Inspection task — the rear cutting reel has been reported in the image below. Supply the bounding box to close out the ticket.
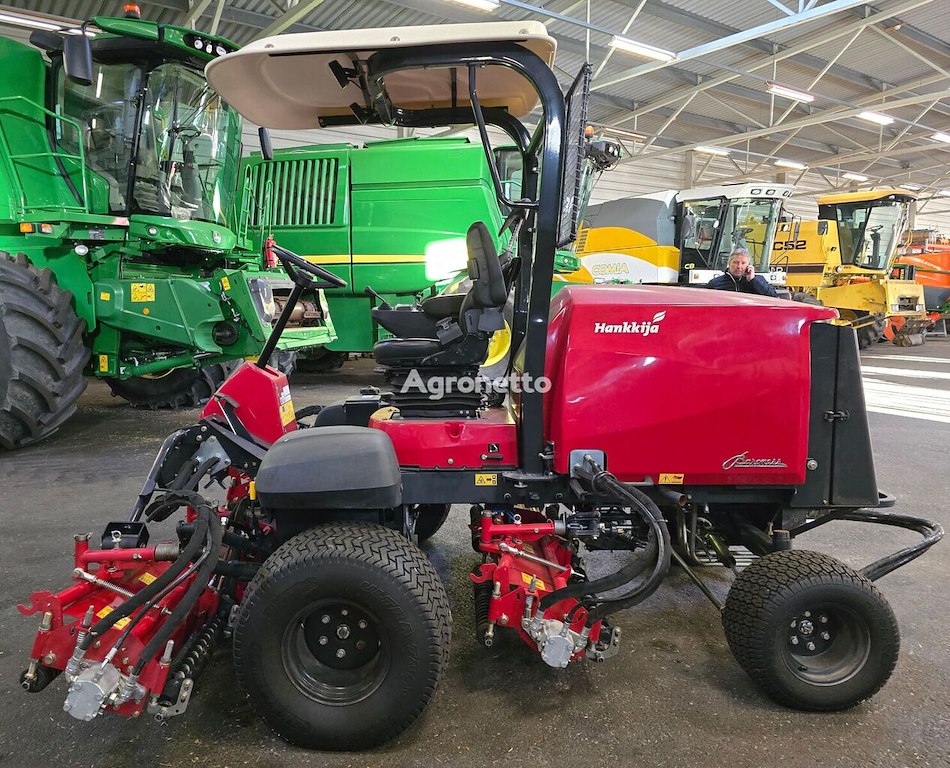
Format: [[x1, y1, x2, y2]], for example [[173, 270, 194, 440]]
[[470, 455, 672, 668]]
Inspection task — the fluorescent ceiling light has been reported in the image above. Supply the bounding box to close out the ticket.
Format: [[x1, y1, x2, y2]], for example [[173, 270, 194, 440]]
[[842, 172, 869, 182], [0, 12, 63, 31], [774, 159, 808, 170], [693, 145, 731, 156], [857, 111, 894, 126], [900, 183, 922, 191], [609, 35, 676, 63], [766, 81, 815, 103], [931, 132, 950, 144], [443, 0, 499, 11], [601, 126, 647, 141]]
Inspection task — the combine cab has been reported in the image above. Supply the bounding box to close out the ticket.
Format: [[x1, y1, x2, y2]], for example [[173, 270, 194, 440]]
[[0, 11, 334, 449], [572, 183, 793, 287], [774, 190, 928, 347]]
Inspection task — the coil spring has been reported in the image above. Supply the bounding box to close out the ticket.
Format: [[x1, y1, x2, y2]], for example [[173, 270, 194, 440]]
[[159, 613, 224, 704], [473, 580, 493, 646]]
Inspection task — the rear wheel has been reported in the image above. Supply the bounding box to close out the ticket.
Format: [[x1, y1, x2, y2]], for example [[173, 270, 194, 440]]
[[0, 254, 88, 450], [722, 550, 898, 711], [411, 504, 451, 543], [233, 522, 451, 750]]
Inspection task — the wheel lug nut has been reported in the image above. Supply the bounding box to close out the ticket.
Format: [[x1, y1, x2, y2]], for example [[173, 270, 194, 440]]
[[803, 611, 811, 618], [336, 648, 346, 658], [321, 615, 330, 624], [341, 609, 349, 617], [318, 636, 328, 646], [790, 636, 799, 645], [358, 620, 368, 630], [819, 615, 828, 624], [356, 640, 366, 651], [821, 632, 830, 640], [806, 641, 816, 651]]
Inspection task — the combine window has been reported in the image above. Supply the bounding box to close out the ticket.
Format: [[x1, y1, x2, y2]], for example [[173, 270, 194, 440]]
[[828, 199, 905, 270], [58, 61, 141, 214]]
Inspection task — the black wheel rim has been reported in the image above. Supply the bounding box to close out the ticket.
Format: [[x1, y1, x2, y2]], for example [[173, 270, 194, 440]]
[[782, 604, 871, 686], [282, 599, 389, 706]]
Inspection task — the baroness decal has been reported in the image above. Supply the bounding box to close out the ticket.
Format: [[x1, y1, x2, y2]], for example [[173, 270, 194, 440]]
[[722, 451, 788, 470]]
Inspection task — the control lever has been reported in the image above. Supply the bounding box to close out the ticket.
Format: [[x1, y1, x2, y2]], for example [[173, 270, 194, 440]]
[[364, 285, 391, 310]]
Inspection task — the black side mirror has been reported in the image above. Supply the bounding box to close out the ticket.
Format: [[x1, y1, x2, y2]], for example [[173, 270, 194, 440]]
[[63, 34, 94, 86], [259, 127, 273, 161]]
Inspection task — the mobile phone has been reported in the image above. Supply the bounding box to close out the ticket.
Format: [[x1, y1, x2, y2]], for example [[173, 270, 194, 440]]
[[744, 266, 753, 278]]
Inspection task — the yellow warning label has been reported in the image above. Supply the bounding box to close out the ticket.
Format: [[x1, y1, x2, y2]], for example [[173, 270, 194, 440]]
[[130, 283, 155, 302], [221, 276, 231, 291], [475, 473, 498, 486], [99, 291, 110, 301], [96, 604, 130, 630], [659, 473, 685, 484], [138, 572, 157, 585], [279, 400, 296, 426], [248, 481, 257, 501], [98, 354, 109, 373], [521, 572, 546, 591]]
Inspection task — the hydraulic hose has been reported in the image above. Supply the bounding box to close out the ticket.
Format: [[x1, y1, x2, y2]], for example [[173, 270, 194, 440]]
[[132, 501, 223, 676], [80, 491, 212, 650], [539, 467, 671, 626]]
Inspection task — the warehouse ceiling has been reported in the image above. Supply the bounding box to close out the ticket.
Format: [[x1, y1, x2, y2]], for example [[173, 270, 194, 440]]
[[3, 0, 949, 198]]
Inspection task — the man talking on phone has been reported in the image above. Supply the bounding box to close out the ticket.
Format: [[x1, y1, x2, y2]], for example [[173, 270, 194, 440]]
[[707, 247, 778, 297]]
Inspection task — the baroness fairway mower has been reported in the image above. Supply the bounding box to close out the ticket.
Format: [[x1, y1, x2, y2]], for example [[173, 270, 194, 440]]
[[19, 22, 942, 751]]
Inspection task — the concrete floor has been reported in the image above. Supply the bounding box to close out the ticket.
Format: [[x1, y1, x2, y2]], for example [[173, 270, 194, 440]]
[[1, 340, 948, 767]]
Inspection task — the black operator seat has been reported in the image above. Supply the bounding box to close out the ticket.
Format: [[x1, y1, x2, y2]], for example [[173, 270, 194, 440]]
[[373, 221, 507, 368]]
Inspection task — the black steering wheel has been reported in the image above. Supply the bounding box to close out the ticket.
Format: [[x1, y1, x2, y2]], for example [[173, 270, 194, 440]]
[[271, 244, 347, 289]]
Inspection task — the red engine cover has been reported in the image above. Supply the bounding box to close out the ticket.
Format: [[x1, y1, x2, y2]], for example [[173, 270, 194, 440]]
[[539, 285, 836, 485], [201, 361, 296, 445]]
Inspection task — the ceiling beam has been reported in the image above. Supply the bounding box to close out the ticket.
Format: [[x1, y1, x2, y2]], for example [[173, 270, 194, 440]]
[[592, 0, 882, 92], [253, 0, 327, 39], [612, 0, 935, 121], [631, 89, 950, 163], [619, 0, 886, 91]]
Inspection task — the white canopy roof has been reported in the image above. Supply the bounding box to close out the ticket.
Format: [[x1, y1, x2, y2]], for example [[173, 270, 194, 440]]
[[205, 21, 556, 129]]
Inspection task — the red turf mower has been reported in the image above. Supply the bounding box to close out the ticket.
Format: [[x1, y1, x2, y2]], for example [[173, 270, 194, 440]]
[[19, 22, 942, 751]]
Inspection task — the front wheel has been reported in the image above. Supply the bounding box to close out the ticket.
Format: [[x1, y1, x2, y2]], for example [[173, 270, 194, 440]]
[[233, 522, 452, 750], [722, 550, 899, 711]]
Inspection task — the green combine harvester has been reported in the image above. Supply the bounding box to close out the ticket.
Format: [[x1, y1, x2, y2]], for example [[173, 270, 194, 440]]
[[239, 137, 620, 371], [0, 11, 335, 450]]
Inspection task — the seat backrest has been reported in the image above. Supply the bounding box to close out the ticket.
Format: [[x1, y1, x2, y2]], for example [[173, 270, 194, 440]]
[[465, 222, 507, 310]]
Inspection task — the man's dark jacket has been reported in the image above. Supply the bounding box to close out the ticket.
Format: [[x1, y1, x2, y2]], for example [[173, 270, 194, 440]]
[[707, 272, 778, 298]]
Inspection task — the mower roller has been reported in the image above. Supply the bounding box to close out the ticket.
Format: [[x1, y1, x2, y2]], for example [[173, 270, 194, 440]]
[[18, 22, 943, 751]]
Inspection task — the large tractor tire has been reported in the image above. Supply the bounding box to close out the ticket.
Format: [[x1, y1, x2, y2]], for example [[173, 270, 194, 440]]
[[107, 351, 297, 410], [295, 347, 348, 373], [0, 254, 88, 450], [722, 550, 899, 712], [856, 313, 887, 350], [106, 363, 234, 410], [233, 522, 452, 750]]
